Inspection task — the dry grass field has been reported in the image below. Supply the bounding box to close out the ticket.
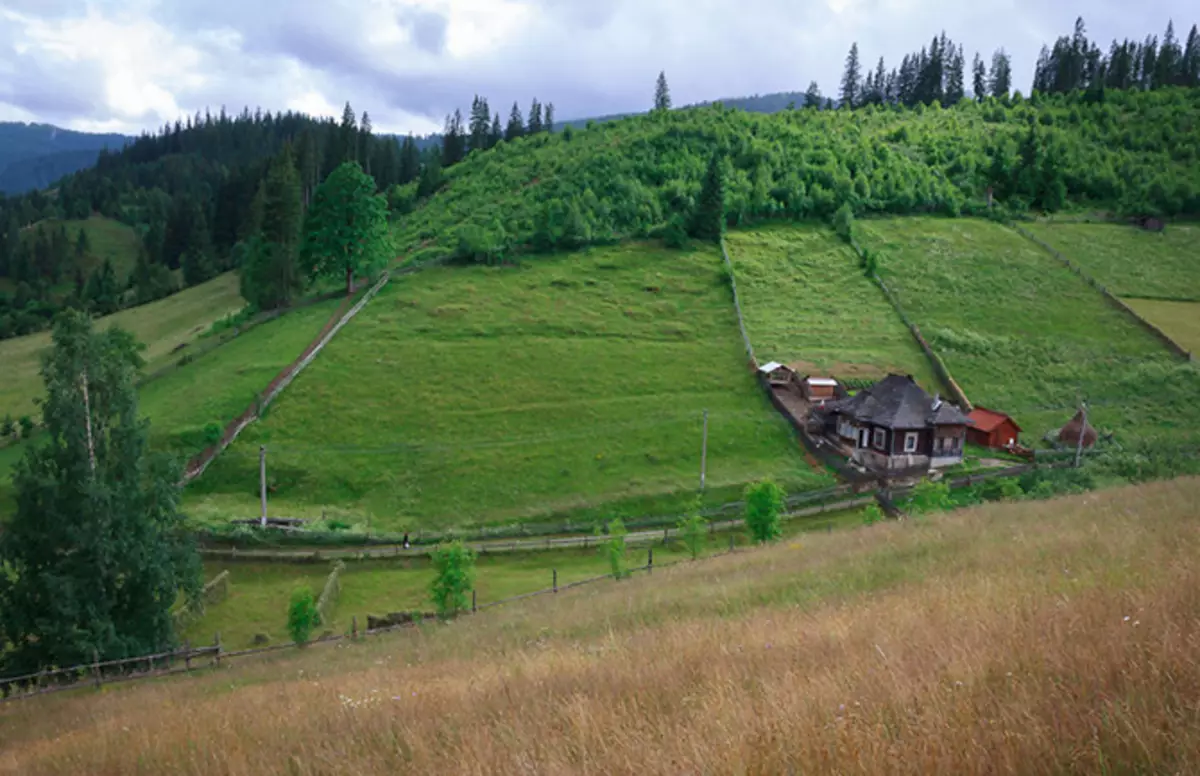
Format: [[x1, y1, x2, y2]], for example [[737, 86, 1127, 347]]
[[4, 477, 1200, 775]]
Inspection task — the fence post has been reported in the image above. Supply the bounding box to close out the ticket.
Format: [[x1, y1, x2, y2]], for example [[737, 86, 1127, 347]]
[[472, 589, 477, 613], [648, 548, 653, 574], [92, 649, 101, 689], [352, 616, 358, 641], [184, 640, 192, 672], [553, 569, 558, 593], [729, 533, 735, 552], [214, 632, 221, 669]]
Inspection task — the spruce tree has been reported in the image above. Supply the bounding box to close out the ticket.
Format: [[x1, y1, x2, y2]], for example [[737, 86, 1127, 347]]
[[528, 98, 543, 134], [689, 152, 725, 242], [359, 111, 373, 175], [945, 45, 966, 104], [543, 103, 555, 133], [989, 49, 1013, 98], [180, 202, 214, 286], [654, 71, 671, 111], [340, 102, 358, 163], [468, 95, 491, 152], [1184, 25, 1200, 87], [241, 146, 304, 310], [803, 80, 822, 108], [0, 311, 200, 674], [972, 52, 987, 99], [505, 102, 525, 141], [841, 43, 862, 108], [301, 161, 390, 294], [489, 113, 503, 147], [74, 228, 89, 262], [442, 110, 466, 166], [398, 135, 420, 183]]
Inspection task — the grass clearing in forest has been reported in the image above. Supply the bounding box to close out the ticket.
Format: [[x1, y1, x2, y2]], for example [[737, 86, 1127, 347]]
[[8, 478, 1200, 774], [858, 217, 1200, 443], [1023, 221, 1200, 301], [724, 224, 937, 388], [186, 242, 830, 532]]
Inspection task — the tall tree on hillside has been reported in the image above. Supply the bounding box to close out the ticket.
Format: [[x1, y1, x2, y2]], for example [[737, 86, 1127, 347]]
[[0, 311, 200, 675], [543, 102, 555, 133], [301, 161, 390, 295], [241, 146, 304, 310], [180, 201, 215, 286], [689, 152, 725, 242], [359, 111, 374, 175], [654, 71, 672, 111], [528, 98, 543, 133], [340, 102, 358, 164], [945, 44, 966, 103], [505, 102, 525, 141], [972, 52, 987, 99], [442, 109, 466, 165], [803, 80, 822, 108], [468, 95, 491, 152], [489, 112, 503, 147], [989, 49, 1013, 98], [841, 43, 862, 108], [398, 135, 420, 184], [295, 129, 321, 208], [1155, 20, 1182, 86]]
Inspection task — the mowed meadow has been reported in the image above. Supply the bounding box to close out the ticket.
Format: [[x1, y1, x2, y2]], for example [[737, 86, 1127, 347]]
[[725, 224, 937, 388], [857, 217, 1200, 443], [6, 478, 1200, 775], [188, 243, 829, 531]]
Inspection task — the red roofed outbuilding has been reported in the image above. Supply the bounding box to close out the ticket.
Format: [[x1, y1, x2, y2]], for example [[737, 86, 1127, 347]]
[[966, 407, 1022, 449]]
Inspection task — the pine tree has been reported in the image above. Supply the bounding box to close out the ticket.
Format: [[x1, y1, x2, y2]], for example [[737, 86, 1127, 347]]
[[505, 102, 525, 142], [340, 102, 358, 163], [841, 43, 862, 108], [945, 45, 966, 104], [301, 162, 390, 294], [241, 146, 304, 310], [442, 109, 466, 165], [0, 311, 200, 674], [180, 202, 214, 286], [489, 113, 503, 147], [359, 112, 373, 175], [654, 71, 671, 111], [871, 57, 887, 104], [803, 80, 822, 108], [528, 98, 543, 134], [1184, 25, 1200, 87], [972, 52, 987, 99], [295, 130, 320, 208], [468, 95, 491, 152], [398, 135, 420, 184], [543, 103, 555, 133], [989, 49, 1013, 98], [74, 228, 90, 262], [1156, 20, 1181, 87], [689, 152, 725, 242]]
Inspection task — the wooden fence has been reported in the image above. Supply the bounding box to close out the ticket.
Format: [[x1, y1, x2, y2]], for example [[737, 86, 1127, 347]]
[[719, 237, 757, 366], [1010, 224, 1193, 362]]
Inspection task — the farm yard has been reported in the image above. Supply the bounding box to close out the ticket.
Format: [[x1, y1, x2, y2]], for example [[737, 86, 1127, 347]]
[[856, 217, 1200, 444], [724, 224, 938, 389], [1022, 222, 1200, 301], [185, 242, 831, 533]]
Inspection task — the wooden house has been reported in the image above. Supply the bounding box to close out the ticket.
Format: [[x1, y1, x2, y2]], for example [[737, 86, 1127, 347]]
[[757, 361, 794, 387], [813, 374, 971, 472], [966, 407, 1022, 449], [800, 375, 839, 402]]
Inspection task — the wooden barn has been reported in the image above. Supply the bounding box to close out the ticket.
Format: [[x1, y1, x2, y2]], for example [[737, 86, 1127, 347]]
[[966, 407, 1022, 449], [800, 375, 839, 402], [757, 361, 794, 387]]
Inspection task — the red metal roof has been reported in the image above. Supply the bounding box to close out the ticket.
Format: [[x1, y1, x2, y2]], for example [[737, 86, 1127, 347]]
[[967, 407, 1022, 433]]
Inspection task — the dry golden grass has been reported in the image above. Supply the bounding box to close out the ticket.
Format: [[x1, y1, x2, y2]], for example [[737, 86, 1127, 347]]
[[4, 478, 1200, 775]]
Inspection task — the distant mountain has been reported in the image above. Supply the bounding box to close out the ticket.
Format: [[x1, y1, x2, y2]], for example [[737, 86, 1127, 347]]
[[0, 123, 130, 195]]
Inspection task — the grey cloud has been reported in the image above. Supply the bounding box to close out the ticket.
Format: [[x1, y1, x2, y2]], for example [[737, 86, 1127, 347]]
[[398, 8, 449, 55]]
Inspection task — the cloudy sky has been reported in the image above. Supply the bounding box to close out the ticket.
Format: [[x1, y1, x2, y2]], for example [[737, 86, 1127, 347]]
[[0, 0, 1192, 136]]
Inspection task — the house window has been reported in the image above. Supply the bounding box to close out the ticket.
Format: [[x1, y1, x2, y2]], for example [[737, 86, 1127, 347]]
[[873, 428, 886, 450], [904, 432, 918, 453]]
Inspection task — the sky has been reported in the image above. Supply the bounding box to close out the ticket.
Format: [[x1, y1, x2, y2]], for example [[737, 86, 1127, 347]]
[[0, 0, 1193, 136]]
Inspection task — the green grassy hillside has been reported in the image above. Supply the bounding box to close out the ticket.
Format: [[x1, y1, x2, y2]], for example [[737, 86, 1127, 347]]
[[724, 224, 937, 388], [1125, 299, 1200, 353], [858, 217, 1200, 443], [0, 271, 243, 419], [1022, 222, 1200, 301], [186, 242, 830, 531]]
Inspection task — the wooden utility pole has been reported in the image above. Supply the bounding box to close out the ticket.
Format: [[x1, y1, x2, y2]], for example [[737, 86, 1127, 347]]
[[259, 446, 268, 527], [1074, 401, 1089, 468], [700, 409, 709, 491]]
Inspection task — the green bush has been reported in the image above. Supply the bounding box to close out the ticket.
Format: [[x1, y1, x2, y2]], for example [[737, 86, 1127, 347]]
[[905, 480, 952, 514], [287, 586, 319, 645], [429, 540, 476, 617], [862, 503, 884, 525], [832, 203, 856, 245], [676, 500, 708, 559], [600, 518, 629, 579], [202, 421, 223, 446], [744, 479, 785, 543], [17, 415, 34, 438], [0, 415, 13, 439]]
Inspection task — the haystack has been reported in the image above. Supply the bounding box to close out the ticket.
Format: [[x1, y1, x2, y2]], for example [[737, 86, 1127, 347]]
[[1057, 409, 1098, 448]]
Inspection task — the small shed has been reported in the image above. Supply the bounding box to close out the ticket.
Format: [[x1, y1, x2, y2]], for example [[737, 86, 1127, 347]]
[[966, 407, 1022, 449], [757, 361, 794, 386], [800, 376, 839, 402], [1057, 409, 1098, 449]]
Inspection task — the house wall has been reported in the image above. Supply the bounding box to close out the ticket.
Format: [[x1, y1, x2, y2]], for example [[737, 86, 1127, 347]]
[[967, 420, 1019, 449]]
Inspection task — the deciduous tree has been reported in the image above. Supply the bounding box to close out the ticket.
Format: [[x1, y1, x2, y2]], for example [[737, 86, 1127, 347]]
[[301, 161, 390, 295]]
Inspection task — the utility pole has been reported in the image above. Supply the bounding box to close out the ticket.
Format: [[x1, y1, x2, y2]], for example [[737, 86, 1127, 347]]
[[1073, 401, 1088, 469], [259, 445, 267, 527], [700, 409, 709, 491]]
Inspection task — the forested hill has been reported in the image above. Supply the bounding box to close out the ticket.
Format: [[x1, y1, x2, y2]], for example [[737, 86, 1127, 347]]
[[393, 87, 1200, 265], [0, 123, 129, 195]]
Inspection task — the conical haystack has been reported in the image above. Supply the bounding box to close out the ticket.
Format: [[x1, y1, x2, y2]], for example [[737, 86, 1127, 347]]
[[1058, 408, 1098, 448]]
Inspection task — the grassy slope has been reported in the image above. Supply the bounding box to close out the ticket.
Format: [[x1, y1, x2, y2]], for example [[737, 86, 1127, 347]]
[[725, 223, 937, 388], [1023, 222, 1200, 300], [858, 217, 1200, 443], [186, 242, 830, 531], [0, 271, 243, 419], [8, 478, 1200, 774], [1125, 299, 1200, 353]]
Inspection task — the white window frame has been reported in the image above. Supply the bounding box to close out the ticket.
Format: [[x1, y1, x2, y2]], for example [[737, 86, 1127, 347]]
[[904, 432, 919, 453], [873, 428, 886, 450]]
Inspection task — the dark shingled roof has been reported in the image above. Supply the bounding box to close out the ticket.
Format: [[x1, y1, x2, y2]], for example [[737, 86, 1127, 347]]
[[825, 374, 970, 429]]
